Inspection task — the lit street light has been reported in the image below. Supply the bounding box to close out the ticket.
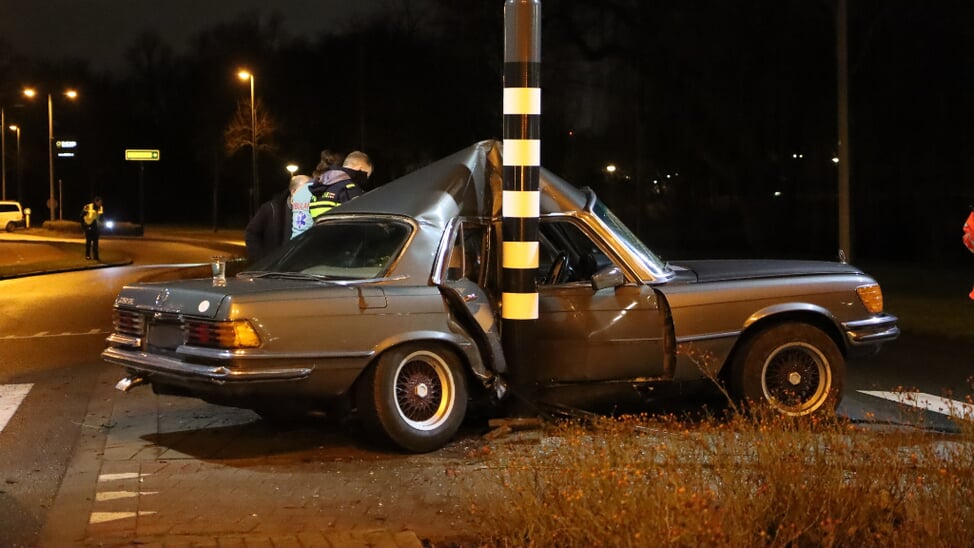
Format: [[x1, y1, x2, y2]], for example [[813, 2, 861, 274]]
[[8, 124, 21, 202], [237, 69, 259, 218], [286, 163, 298, 177], [23, 87, 78, 222]]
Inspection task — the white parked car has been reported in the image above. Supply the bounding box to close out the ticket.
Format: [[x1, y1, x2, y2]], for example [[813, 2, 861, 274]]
[[0, 201, 26, 232]]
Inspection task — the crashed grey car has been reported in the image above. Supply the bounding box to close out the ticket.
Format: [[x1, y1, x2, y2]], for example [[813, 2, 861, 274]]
[[103, 141, 899, 452]]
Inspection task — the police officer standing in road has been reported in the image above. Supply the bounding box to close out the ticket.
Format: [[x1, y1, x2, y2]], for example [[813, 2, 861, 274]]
[[81, 196, 104, 261]]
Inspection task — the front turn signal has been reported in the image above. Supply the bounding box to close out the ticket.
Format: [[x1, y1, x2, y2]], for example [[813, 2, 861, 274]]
[[856, 284, 884, 314]]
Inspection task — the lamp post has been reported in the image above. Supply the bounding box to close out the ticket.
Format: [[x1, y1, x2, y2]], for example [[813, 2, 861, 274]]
[[286, 163, 298, 178], [237, 69, 259, 218], [23, 87, 77, 222], [1, 107, 5, 200], [8, 124, 21, 202]]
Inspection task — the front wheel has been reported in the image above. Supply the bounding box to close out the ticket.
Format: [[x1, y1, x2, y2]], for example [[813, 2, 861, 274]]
[[356, 343, 468, 453], [730, 323, 844, 416]]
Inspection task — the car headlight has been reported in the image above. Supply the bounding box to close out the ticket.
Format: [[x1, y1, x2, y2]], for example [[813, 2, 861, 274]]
[[856, 284, 884, 314]]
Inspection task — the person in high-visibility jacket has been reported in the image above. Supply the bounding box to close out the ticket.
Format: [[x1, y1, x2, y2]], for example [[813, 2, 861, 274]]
[[307, 151, 373, 221], [80, 196, 104, 261]]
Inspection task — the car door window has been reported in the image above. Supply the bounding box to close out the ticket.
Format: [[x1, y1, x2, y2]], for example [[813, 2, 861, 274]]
[[538, 218, 614, 285], [444, 221, 491, 287]]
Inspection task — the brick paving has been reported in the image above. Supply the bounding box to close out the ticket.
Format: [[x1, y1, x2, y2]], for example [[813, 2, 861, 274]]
[[39, 368, 488, 547]]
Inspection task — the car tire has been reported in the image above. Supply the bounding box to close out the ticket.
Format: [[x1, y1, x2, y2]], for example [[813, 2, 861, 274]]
[[356, 343, 468, 453], [730, 322, 844, 416], [5, 221, 14, 232]]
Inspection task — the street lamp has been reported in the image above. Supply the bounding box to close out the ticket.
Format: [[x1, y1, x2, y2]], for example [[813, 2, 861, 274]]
[[23, 87, 78, 222], [286, 163, 298, 177], [1, 107, 5, 200], [8, 124, 21, 202], [237, 69, 259, 217]]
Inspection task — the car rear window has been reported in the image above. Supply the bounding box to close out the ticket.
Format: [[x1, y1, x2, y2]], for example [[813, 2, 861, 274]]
[[260, 219, 412, 279]]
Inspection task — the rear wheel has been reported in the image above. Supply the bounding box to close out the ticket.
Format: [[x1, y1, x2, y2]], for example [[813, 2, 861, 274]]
[[730, 323, 844, 416], [356, 343, 467, 452], [5, 221, 15, 232]]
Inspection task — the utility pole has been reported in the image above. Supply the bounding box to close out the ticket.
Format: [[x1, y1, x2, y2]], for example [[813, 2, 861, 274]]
[[502, 0, 542, 411], [836, 0, 852, 261]]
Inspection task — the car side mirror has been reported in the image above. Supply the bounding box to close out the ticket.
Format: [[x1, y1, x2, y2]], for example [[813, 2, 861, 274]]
[[591, 265, 625, 291]]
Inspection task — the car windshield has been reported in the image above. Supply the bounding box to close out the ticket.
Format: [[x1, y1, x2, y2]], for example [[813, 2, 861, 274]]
[[247, 219, 412, 279], [592, 200, 668, 273]]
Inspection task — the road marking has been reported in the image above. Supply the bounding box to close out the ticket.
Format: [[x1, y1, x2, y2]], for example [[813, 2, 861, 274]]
[[98, 472, 149, 482], [91, 473, 158, 524], [96, 491, 158, 502], [0, 329, 109, 340], [859, 390, 974, 421], [89, 511, 156, 524], [0, 383, 33, 432]]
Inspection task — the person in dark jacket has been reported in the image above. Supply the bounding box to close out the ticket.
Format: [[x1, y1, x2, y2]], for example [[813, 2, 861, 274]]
[[311, 148, 342, 180], [245, 175, 309, 263], [307, 151, 373, 220]]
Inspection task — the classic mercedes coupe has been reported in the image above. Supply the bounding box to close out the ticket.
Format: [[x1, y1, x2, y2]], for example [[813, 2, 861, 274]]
[[103, 141, 899, 452]]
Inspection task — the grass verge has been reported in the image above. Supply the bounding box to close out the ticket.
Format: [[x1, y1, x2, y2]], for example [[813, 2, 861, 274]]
[[463, 410, 974, 547]]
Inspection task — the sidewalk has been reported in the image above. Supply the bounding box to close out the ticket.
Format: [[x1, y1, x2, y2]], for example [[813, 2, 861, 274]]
[[40, 368, 430, 548]]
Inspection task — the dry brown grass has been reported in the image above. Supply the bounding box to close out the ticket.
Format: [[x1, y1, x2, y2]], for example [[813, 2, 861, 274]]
[[463, 410, 974, 548]]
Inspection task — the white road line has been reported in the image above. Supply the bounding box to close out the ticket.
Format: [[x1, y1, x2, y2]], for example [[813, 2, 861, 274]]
[[859, 390, 974, 421], [98, 472, 149, 482], [0, 383, 33, 433], [95, 491, 158, 502], [0, 330, 109, 340], [89, 511, 156, 524]]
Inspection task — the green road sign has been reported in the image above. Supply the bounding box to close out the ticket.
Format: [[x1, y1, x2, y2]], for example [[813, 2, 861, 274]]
[[125, 149, 160, 161]]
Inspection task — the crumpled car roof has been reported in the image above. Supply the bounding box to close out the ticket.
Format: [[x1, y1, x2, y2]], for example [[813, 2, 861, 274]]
[[336, 140, 591, 230]]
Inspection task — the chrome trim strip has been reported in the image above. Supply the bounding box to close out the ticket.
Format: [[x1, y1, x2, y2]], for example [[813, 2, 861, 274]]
[[176, 345, 374, 361], [102, 347, 312, 383], [842, 314, 898, 330], [106, 333, 142, 347], [845, 326, 901, 344], [675, 330, 741, 344]]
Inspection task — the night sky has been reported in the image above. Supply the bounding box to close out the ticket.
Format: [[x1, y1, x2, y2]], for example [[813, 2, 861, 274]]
[[0, 0, 395, 69]]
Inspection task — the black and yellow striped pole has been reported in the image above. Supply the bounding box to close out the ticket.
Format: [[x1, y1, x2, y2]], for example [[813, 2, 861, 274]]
[[502, 0, 541, 408]]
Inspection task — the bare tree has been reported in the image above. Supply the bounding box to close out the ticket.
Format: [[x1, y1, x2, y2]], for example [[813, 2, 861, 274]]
[[223, 97, 277, 156]]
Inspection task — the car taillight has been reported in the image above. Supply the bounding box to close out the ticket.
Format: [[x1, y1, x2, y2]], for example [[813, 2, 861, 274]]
[[112, 308, 145, 338], [184, 319, 261, 349], [856, 284, 884, 314]]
